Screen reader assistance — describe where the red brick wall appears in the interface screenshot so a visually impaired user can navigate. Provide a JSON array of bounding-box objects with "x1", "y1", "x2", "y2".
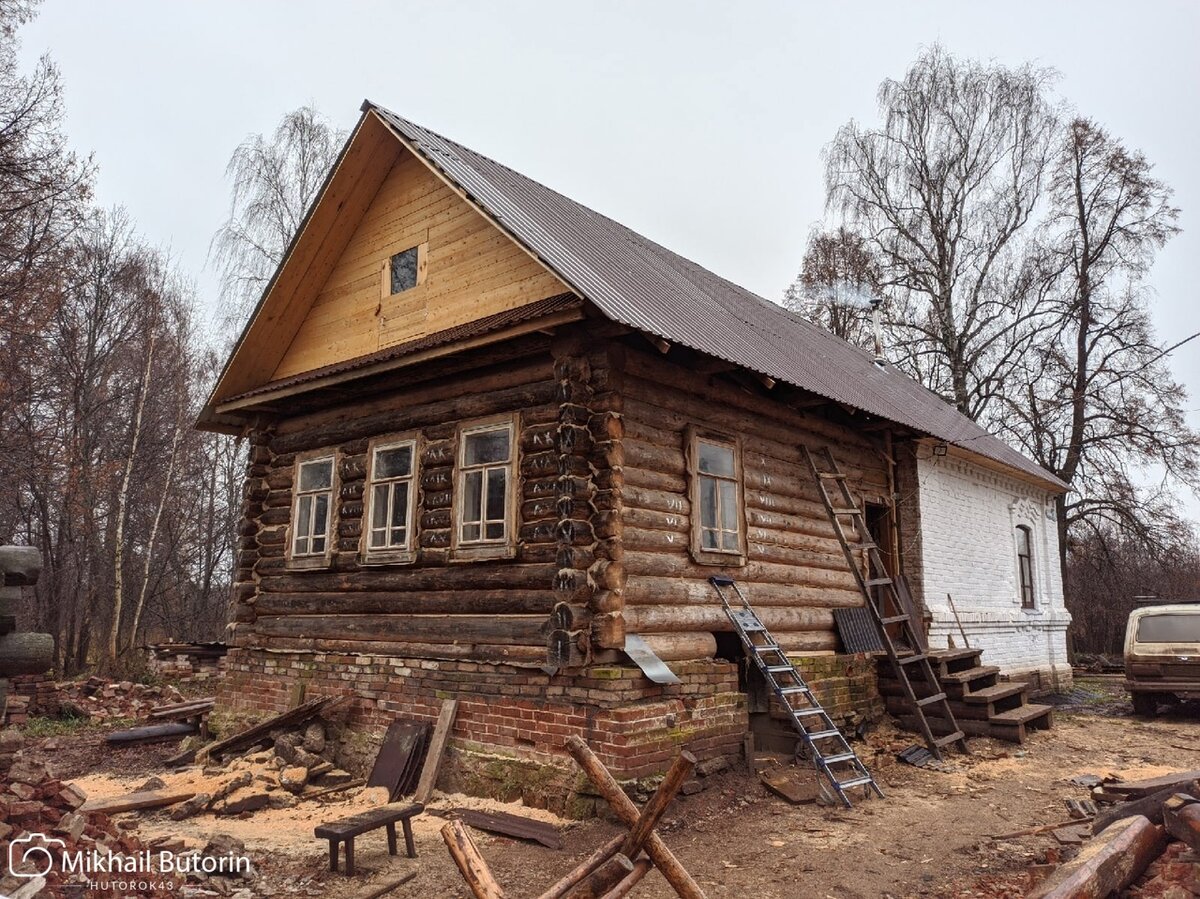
[{"x1": 217, "y1": 647, "x2": 880, "y2": 815}]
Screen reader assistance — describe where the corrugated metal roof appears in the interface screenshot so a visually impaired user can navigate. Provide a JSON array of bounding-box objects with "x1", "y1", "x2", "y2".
[
  {"x1": 223, "y1": 293, "x2": 582, "y2": 405},
  {"x1": 370, "y1": 104, "x2": 1063, "y2": 490}
]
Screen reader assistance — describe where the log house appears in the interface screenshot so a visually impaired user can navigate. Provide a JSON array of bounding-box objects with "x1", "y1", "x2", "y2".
[{"x1": 200, "y1": 102, "x2": 1070, "y2": 809}]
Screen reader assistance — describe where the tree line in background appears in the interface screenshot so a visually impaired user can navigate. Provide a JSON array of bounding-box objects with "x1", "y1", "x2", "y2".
[
  {"x1": 786, "y1": 46, "x2": 1200, "y2": 652},
  {"x1": 2, "y1": 3, "x2": 1196, "y2": 669}
]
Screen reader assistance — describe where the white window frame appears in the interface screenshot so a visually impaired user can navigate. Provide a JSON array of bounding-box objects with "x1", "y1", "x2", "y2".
[
  {"x1": 686, "y1": 426, "x2": 746, "y2": 566},
  {"x1": 362, "y1": 436, "x2": 419, "y2": 565},
  {"x1": 452, "y1": 416, "x2": 518, "y2": 561},
  {"x1": 288, "y1": 453, "x2": 337, "y2": 569}
]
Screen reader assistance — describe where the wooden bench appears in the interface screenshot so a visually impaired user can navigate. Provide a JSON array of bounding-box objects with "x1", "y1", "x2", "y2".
[{"x1": 314, "y1": 802, "x2": 423, "y2": 875}]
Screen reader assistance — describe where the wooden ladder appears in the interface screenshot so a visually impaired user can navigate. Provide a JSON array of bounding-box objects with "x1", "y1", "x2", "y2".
[{"x1": 801, "y1": 443, "x2": 968, "y2": 760}]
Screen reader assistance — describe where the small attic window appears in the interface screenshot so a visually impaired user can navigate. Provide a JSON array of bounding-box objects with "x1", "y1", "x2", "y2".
[{"x1": 390, "y1": 247, "x2": 419, "y2": 294}]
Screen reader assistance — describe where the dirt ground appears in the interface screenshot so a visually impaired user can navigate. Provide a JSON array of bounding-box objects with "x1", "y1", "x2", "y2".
[{"x1": 33, "y1": 675, "x2": 1200, "y2": 898}]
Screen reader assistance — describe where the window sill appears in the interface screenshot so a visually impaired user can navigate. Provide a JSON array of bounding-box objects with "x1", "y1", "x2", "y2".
[
  {"x1": 361, "y1": 550, "x2": 417, "y2": 567},
  {"x1": 1019, "y1": 605, "x2": 1043, "y2": 615},
  {"x1": 286, "y1": 555, "x2": 332, "y2": 571},
  {"x1": 450, "y1": 544, "x2": 517, "y2": 563},
  {"x1": 689, "y1": 549, "x2": 747, "y2": 568}
]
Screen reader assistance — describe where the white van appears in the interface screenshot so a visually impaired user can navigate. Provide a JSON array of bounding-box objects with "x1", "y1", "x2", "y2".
[{"x1": 1124, "y1": 603, "x2": 1200, "y2": 716}]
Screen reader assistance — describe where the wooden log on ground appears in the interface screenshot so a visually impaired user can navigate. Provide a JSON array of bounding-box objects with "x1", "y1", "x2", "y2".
[
  {"x1": 537, "y1": 835, "x2": 625, "y2": 899},
  {"x1": 105, "y1": 723, "x2": 197, "y2": 745},
  {"x1": 564, "y1": 736, "x2": 706, "y2": 899},
  {"x1": 1163, "y1": 793, "x2": 1200, "y2": 853},
  {"x1": 442, "y1": 819, "x2": 507, "y2": 899},
  {"x1": 1026, "y1": 815, "x2": 1167, "y2": 899}
]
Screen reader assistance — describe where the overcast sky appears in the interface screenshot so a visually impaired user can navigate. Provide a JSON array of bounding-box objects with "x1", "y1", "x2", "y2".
[{"x1": 17, "y1": 0, "x2": 1200, "y2": 519}]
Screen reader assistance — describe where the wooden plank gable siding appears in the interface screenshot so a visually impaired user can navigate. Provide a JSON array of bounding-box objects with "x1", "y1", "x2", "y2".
[
  {"x1": 616, "y1": 348, "x2": 890, "y2": 656},
  {"x1": 275, "y1": 150, "x2": 568, "y2": 380}
]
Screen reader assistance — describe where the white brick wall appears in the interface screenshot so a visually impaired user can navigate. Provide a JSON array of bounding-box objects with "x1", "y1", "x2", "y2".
[{"x1": 915, "y1": 446, "x2": 1072, "y2": 690}]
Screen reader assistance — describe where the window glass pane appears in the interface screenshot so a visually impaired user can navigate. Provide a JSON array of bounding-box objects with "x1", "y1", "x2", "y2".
[
  {"x1": 376, "y1": 446, "x2": 412, "y2": 479},
  {"x1": 372, "y1": 485, "x2": 388, "y2": 531},
  {"x1": 296, "y1": 495, "x2": 313, "y2": 538},
  {"x1": 1138, "y1": 613, "x2": 1200, "y2": 643},
  {"x1": 312, "y1": 535, "x2": 326, "y2": 554},
  {"x1": 485, "y1": 522, "x2": 505, "y2": 540},
  {"x1": 698, "y1": 441, "x2": 734, "y2": 477},
  {"x1": 390, "y1": 483, "x2": 409, "y2": 530},
  {"x1": 701, "y1": 528, "x2": 718, "y2": 550},
  {"x1": 699, "y1": 477, "x2": 718, "y2": 529},
  {"x1": 390, "y1": 247, "x2": 418, "y2": 294},
  {"x1": 463, "y1": 471, "x2": 483, "y2": 524},
  {"x1": 313, "y1": 494, "x2": 329, "y2": 539},
  {"x1": 485, "y1": 469, "x2": 507, "y2": 523},
  {"x1": 465, "y1": 429, "x2": 510, "y2": 465},
  {"x1": 719, "y1": 481, "x2": 738, "y2": 531},
  {"x1": 294, "y1": 534, "x2": 309, "y2": 555},
  {"x1": 299, "y1": 459, "x2": 332, "y2": 492},
  {"x1": 722, "y1": 531, "x2": 739, "y2": 551},
  {"x1": 462, "y1": 523, "x2": 481, "y2": 542}
]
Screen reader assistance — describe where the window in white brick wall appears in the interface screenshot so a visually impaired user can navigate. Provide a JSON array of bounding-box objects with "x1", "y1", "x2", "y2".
[{"x1": 1016, "y1": 524, "x2": 1036, "y2": 609}]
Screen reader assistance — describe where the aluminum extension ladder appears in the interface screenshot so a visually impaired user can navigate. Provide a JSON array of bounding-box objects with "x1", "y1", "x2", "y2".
[
  {"x1": 801, "y1": 442, "x2": 969, "y2": 760},
  {"x1": 709, "y1": 575, "x2": 883, "y2": 808}
]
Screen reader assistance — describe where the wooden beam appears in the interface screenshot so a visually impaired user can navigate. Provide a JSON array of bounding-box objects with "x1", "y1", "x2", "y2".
[
  {"x1": 536, "y1": 835, "x2": 625, "y2": 899},
  {"x1": 1027, "y1": 815, "x2": 1166, "y2": 899},
  {"x1": 81, "y1": 790, "x2": 196, "y2": 815},
  {"x1": 413, "y1": 699, "x2": 459, "y2": 805}
]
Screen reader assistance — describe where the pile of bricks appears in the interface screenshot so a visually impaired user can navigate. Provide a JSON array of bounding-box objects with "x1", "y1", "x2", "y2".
[
  {"x1": 58, "y1": 676, "x2": 186, "y2": 723},
  {"x1": 0, "y1": 731, "x2": 162, "y2": 896},
  {"x1": 1, "y1": 673, "x2": 59, "y2": 726}
]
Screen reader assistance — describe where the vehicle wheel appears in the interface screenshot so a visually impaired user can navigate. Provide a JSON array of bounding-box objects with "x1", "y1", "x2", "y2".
[{"x1": 1131, "y1": 693, "x2": 1159, "y2": 716}]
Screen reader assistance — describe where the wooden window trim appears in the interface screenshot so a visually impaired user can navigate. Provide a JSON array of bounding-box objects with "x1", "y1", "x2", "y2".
[
  {"x1": 361, "y1": 434, "x2": 421, "y2": 566},
  {"x1": 1016, "y1": 524, "x2": 1036, "y2": 609},
  {"x1": 379, "y1": 241, "x2": 429, "y2": 300},
  {"x1": 286, "y1": 450, "x2": 338, "y2": 570},
  {"x1": 685, "y1": 425, "x2": 747, "y2": 567},
  {"x1": 450, "y1": 414, "x2": 519, "y2": 562}
]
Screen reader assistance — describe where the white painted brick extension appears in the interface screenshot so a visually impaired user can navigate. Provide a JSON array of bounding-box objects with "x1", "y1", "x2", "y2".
[{"x1": 916, "y1": 447, "x2": 1072, "y2": 691}]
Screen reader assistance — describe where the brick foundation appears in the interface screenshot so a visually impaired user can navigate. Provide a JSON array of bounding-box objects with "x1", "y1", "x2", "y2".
[{"x1": 216, "y1": 646, "x2": 883, "y2": 815}]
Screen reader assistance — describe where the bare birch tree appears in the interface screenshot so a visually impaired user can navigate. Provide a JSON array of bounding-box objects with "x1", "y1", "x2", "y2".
[
  {"x1": 210, "y1": 105, "x2": 346, "y2": 332},
  {"x1": 783, "y1": 227, "x2": 883, "y2": 351}
]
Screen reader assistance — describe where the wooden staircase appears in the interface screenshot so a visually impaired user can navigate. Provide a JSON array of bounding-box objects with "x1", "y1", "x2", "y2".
[{"x1": 878, "y1": 648, "x2": 1054, "y2": 744}]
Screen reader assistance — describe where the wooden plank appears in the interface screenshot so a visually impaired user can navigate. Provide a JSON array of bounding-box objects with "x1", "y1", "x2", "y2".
[
  {"x1": 1102, "y1": 770, "x2": 1200, "y2": 799},
  {"x1": 1093, "y1": 780, "x2": 1200, "y2": 833},
  {"x1": 195, "y1": 696, "x2": 333, "y2": 763},
  {"x1": 414, "y1": 699, "x2": 458, "y2": 805},
  {"x1": 81, "y1": 790, "x2": 196, "y2": 815},
  {"x1": 449, "y1": 808, "x2": 563, "y2": 850}
]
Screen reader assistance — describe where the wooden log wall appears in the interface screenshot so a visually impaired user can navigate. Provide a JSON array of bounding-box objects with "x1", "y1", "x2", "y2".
[
  {"x1": 228, "y1": 327, "x2": 630, "y2": 669},
  {"x1": 617, "y1": 347, "x2": 896, "y2": 659}
]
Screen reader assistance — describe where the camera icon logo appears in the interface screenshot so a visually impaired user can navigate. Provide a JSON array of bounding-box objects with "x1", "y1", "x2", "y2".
[{"x1": 8, "y1": 833, "x2": 65, "y2": 878}]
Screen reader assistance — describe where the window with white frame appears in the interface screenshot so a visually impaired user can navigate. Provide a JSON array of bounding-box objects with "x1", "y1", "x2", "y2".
[
  {"x1": 457, "y1": 421, "x2": 514, "y2": 547},
  {"x1": 365, "y1": 440, "x2": 417, "y2": 558},
  {"x1": 292, "y1": 457, "x2": 334, "y2": 560},
  {"x1": 1016, "y1": 524, "x2": 1036, "y2": 609},
  {"x1": 687, "y1": 429, "x2": 745, "y2": 564}
]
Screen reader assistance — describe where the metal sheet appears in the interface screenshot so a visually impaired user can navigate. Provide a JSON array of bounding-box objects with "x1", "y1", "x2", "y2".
[
  {"x1": 833, "y1": 606, "x2": 885, "y2": 654},
  {"x1": 369, "y1": 104, "x2": 1065, "y2": 491},
  {"x1": 623, "y1": 634, "x2": 681, "y2": 685}
]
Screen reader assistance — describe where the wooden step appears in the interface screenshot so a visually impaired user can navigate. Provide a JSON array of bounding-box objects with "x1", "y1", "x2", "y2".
[
  {"x1": 960, "y1": 683, "x2": 1026, "y2": 704},
  {"x1": 989, "y1": 703, "x2": 1054, "y2": 729}
]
